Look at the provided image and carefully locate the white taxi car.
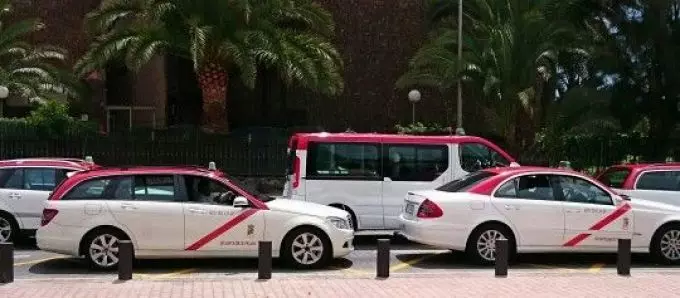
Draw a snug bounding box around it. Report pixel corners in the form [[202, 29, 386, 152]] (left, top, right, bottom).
[[36, 163, 354, 269], [397, 166, 680, 265]]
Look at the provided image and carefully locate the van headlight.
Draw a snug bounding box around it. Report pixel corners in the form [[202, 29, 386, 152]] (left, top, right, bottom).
[[327, 216, 352, 230]]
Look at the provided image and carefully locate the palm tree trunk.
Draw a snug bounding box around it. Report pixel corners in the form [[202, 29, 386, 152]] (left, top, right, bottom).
[[197, 63, 228, 133]]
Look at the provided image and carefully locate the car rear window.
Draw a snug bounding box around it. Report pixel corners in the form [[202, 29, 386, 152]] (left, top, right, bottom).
[[636, 171, 680, 191], [597, 168, 631, 188], [436, 171, 497, 192]]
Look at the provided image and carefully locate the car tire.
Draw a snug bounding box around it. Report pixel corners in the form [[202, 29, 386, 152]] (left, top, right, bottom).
[[650, 224, 680, 265], [0, 212, 19, 244], [82, 228, 130, 271], [465, 223, 516, 266], [281, 227, 332, 269]]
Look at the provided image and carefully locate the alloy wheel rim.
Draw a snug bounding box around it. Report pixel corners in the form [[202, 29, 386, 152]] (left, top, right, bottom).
[[661, 230, 680, 261], [291, 232, 323, 265], [476, 230, 504, 261], [0, 217, 11, 243], [89, 234, 120, 267]]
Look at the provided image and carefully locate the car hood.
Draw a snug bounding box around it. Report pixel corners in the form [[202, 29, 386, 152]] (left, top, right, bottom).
[[630, 198, 680, 213], [265, 198, 349, 218]]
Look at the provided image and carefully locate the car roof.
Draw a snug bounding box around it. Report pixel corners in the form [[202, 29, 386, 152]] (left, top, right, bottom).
[[293, 132, 496, 144], [70, 165, 222, 178], [0, 158, 97, 170], [482, 166, 578, 176], [606, 162, 680, 171]]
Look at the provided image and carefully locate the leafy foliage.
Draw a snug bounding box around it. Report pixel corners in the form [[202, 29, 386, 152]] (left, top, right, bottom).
[[75, 0, 344, 96], [0, 0, 81, 104], [395, 122, 453, 135]]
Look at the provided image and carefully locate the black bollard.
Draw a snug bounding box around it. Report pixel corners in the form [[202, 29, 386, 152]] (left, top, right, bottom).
[[377, 239, 390, 278], [258, 241, 272, 280], [118, 240, 133, 281], [617, 238, 631, 276], [495, 238, 508, 277], [0, 242, 13, 283]]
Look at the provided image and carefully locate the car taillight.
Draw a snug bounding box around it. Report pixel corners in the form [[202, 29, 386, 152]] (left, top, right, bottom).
[[41, 208, 59, 226], [292, 156, 301, 189], [417, 199, 443, 218]]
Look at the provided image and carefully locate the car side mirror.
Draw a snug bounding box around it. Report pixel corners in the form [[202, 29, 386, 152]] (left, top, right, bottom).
[[233, 196, 250, 208], [619, 194, 631, 201]]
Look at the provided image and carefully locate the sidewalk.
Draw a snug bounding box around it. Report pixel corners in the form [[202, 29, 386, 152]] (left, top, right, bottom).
[[2, 271, 679, 297]]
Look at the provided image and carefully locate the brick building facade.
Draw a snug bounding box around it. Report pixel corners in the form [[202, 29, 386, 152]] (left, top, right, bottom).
[[11, 0, 475, 132]]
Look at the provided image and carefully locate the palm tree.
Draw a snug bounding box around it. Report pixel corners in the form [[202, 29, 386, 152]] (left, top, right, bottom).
[[75, 0, 344, 133], [397, 0, 587, 149], [0, 0, 79, 113]]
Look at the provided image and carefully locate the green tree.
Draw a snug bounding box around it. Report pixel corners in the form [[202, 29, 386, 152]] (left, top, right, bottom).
[[76, 0, 344, 133], [397, 0, 588, 150], [0, 0, 80, 112]]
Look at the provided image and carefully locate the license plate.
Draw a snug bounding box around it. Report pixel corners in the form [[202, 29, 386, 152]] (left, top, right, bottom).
[[405, 203, 415, 215]]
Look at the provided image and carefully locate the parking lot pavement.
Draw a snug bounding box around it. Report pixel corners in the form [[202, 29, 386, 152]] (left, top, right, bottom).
[[9, 236, 680, 282]]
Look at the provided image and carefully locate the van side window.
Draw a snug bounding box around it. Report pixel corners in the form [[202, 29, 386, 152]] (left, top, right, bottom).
[[307, 142, 380, 179], [636, 171, 680, 191], [459, 143, 510, 172], [385, 145, 448, 181]]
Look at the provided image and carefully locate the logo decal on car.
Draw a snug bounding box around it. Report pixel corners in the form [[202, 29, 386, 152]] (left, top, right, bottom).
[[247, 224, 255, 236], [563, 203, 632, 247], [185, 209, 259, 251]]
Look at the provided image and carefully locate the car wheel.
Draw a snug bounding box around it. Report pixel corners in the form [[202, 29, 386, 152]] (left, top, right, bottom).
[[651, 224, 680, 265], [466, 224, 515, 265], [0, 213, 18, 244], [84, 229, 128, 270], [281, 227, 332, 269]]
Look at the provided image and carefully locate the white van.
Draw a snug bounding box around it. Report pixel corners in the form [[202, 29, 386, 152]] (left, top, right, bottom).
[[281, 132, 518, 232]]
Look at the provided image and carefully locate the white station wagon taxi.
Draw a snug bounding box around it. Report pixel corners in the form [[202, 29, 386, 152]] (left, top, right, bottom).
[[36, 163, 354, 269], [398, 166, 680, 265]]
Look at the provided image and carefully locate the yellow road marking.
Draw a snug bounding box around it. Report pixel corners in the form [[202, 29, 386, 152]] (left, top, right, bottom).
[[14, 256, 66, 267], [588, 263, 606, 273], [145, 268, 196, 280], [389, 256, 430, 273]]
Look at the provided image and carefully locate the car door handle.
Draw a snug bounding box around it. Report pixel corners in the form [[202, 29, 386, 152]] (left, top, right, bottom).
[[566, 209, 581, 213], [188, 208, 207, 214], [120, 203, 138, 210], [8, 193, 21, 199], [504, 205, 519, 210]]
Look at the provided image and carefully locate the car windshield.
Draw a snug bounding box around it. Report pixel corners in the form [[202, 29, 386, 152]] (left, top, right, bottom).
[[218, 172, 276, 202], [436, 170, 497, 192]]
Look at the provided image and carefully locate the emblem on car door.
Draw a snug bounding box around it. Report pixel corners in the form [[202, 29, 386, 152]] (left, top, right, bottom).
[[247, 224, 255, 236], [622, 217, 629, 230]]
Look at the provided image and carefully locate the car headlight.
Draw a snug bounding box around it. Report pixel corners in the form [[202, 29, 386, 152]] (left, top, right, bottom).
[[327, 216, 352, 230]]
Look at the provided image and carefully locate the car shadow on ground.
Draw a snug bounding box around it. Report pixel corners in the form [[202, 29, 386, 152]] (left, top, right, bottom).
[[394, 251, 675, 270], [27, 257, 354, 276]]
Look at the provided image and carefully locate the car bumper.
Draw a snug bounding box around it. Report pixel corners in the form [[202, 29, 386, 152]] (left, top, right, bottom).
[[397, 214, 467, 251], [36, 224, 81, 257], [330, 228, 354, 258]]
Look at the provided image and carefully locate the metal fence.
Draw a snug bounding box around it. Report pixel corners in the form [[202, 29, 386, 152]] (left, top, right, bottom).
[[0, 133, 290, 177]]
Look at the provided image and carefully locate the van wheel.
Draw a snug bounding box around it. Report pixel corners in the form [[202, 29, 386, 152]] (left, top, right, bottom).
[[0, 213, 18, 243], [651, 224, 680, 265], [281, 227, 332, 269], [83, 228, 130, 270], [465, 223, 516, 265]]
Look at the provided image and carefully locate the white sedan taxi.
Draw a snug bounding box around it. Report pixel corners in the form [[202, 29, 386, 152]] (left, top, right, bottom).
[[36, 163, 354, 269], [398, 166, 680, 265]]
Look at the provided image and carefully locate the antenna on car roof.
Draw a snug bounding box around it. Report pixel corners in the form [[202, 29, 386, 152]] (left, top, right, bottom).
[[208, 161, 216, 171]]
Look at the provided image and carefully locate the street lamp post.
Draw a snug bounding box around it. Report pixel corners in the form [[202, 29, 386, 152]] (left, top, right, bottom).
[[408, 89, 421, 125], [455, 0, 465, 136]]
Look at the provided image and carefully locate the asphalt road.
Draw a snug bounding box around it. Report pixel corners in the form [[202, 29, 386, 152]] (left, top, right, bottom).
[[10, 236, 680, 281]]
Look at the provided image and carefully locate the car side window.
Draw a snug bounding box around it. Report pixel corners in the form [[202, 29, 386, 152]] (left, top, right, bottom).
[[459, 143, 510, 172], [183, 175, 239, 205], [636, 171, 680, 191], [307, 142, 381, 179], [63, 178, 115, 200], [556, 175, 612, 205], [494, 175, 555, 200], [133, 175, 177, 202], [1, 169, 23, 189], [384, 144, 449, 181], [24, 168, 57, 191]]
